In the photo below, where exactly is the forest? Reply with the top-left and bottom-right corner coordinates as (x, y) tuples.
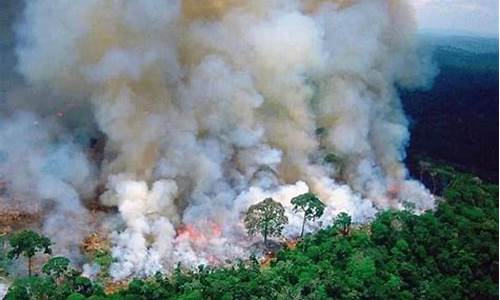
(0, 3), (497, 300)
(1, 163), (497, 299)
(403, 34), (499, 182)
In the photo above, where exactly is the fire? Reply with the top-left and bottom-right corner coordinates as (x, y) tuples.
(209, 222), (222, 237)
(7, 0), (437, 278)
(176, 224), (207, 243)
(176, 220), (223, 243)
(175, 222), (226, 266)
(387, 184), (401, 200)
(260, 251), (276, 268)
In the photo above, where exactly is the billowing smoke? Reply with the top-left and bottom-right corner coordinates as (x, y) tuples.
(0, 112), (97, 260)
(1, 0), (437, 279)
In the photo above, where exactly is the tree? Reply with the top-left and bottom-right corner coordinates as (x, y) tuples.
(94, 249), (113, 279)
(42, 256), (70, 281)
(244, 198), (288, 247)
(7, 230), (52, 276)
(66, 293), (86, 300)
(334, 212), (352, 236)
(5, 276), (56, 300)
(291, 193), (325, 238)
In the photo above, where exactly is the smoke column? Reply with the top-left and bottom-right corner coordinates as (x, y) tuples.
(1, 0), (437, 279)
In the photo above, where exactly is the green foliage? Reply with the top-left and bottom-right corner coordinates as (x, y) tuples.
(42, 256), (70, 279)
(5, 255), (101, 300)
(315, 127), (326, 136)
(105, 171), (494, 299)
(324, 153), (340, 164)
(67, 293), (86, 300)
(3, 169), (498, 300)
(7, 230), (52, 260)
(291, 193), (325, 237)
(0, 235), (12, 277)
(94, 249), (113, 280)
(334, 212), (352, 236)
(7, 230), (52, 276)
(5, 276), (56, 300)
(244, 198), (288, 247)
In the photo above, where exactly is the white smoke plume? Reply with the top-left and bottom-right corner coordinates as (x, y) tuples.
(0, 0), (438, 279)
(0, 112), (96, 260)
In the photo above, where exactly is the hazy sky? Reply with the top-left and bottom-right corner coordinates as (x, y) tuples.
(414, 0), (499, 37)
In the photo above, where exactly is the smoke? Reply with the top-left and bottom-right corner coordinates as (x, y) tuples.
(0, 282), (7, 299)
(0, 0), (437, 279)
(0, 112), (96, 259)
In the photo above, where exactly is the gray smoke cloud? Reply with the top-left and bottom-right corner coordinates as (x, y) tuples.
(0, 0), (437, 279)
(0, 112), (96, 260)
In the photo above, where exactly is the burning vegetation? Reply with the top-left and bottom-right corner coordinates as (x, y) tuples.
(81, 234), (109, 256)
(0, 158), (497, 300)
(0, 0), (438, 280)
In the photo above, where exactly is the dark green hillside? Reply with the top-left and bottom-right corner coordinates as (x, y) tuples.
(403, 35), (499, 182)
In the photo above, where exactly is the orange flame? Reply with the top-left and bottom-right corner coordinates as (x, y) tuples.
(260, 251), (276, 268)
(176, 220), (223, 245)
(209, 222), (222, 237)
(176, 224), (207, 243)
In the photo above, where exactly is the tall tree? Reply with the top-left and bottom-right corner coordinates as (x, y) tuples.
(244, 198), (288, 247)
(8, 230), (52, 276)
(291, 193), (325, 238)
(334, 212), (352, 236)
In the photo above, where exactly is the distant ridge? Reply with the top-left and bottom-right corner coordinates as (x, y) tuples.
(418, 32), (499, 54)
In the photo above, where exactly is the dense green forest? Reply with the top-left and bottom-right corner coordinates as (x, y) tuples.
(403, 35), (499, 182)
(2, 163), (497, 299)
